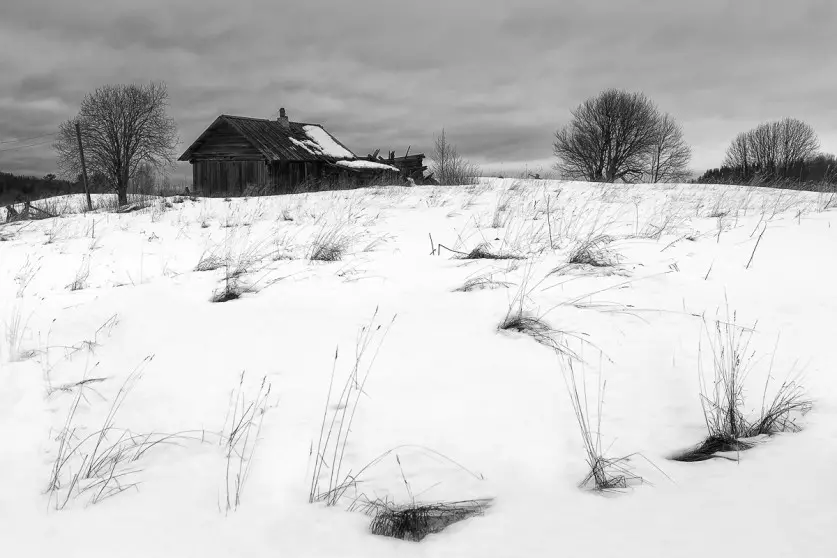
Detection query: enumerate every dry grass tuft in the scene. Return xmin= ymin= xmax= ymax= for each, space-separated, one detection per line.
xmin=195 ymin=254 xmax=226 ymax=272
xmin=220 ymin=372 xmax=273 ymax=513
xmin=672 ymin=313 xmax=812 ymax=462
xmin=460 ymin=243 xmax=523 ymax=261
xmin=3 ymin=305 xmax=32 ymax=363
xmin=567 ymin=235 xmax=618 ymax=268
xmin=498 ymin=311 xmax=583 ymax=361
xmin=14 ymin=255 xmax=42 ymax=297
xmin=211 ymin=281 xmax=246 ymax=303
xmin=454 ymin=274 xmax=513 ymax=292
xmin=308 ymin=222 xmax=356 ymax=262
xmin=359 ymin=498 xmax=492 ymax=542
xmin=66 ymin=256 xmax=91 ymax=291
xmin=670 ymin=436 xmax=754 ymax=463
xmin=562 ymin=359 xmax=648 ymax=491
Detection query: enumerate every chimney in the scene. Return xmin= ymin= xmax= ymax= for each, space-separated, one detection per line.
xmin=278 ymin=107 xmax=290 ymax=130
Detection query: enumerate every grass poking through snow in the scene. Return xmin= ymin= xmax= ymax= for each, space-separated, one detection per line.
xmin=567 ymin=235 xmax=618 ymax=268
xmin=308 ymin=221 xmax=356 ymax=262
xmin=561 ymin=358 xmax=647 ymax=492
xmin=454 ymin=274 xmax=513 ymax=292
xmin=220 ymin=372 xmax=273 ymax=513
xmin=459 ymin=243 xmax=524 ymax=261
xmin=47 ymin=356 xmax=204 ymax=509
xmin=672 ymin=313 xmax=812 ymax=462
xmin=308 ymin=308 xmax=397 ymax=506
xmin=359 ymin=498 xmax=492 ymax=542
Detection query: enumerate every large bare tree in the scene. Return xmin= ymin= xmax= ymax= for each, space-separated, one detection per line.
xmin=54 ymin=82 xmax=179 ymax=206
xmin=646 ymin=112 xmax=692 ymax=183
xmin=553 ymin=89 xmax=663 ymax=183
xmin=723 ymin=118 xmax=819 ymax=180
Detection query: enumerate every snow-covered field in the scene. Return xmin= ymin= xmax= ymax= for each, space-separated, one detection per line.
xmin=1 ymin=180 xmax=836 ymax=557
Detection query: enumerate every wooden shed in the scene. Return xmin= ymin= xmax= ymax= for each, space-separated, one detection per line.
xmin=178 ymin=109 xmax=398 ymax=195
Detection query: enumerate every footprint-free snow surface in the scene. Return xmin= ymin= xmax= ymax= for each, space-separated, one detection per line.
xmin=2 ymin=180 xmax=836 ymax=557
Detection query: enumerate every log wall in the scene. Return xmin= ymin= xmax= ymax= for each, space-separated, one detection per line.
xmin=193 ymin=160 xmax=270 ymax=196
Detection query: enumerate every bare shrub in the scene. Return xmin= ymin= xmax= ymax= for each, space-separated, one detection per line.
xmin=430 ymin=130 xmax=480 ymax=186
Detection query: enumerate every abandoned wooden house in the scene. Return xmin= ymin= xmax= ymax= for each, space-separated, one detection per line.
xmin=178 ymin=109 xmax=401 ymax=195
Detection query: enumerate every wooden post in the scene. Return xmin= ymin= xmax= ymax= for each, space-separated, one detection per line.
xmin=75 ymin=122 xmax=93 ymax=212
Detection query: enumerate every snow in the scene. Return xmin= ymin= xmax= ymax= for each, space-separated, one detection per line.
xmin=2 ymin=180 xmax=837 ymax=557
xmin=335 ymin=159 xmax=399 ymax=172
xmin=288 ymin=136 xmax=318 ymax=155
xmin=302 ymin=124 xmax=355 ymax=159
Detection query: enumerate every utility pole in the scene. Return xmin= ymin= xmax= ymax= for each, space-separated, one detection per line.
xmin=75 ymin=121 xmax=93 ymax=212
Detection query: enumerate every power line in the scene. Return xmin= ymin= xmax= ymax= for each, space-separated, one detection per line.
xmin=0 ymin=140 xmax=54 ymax=154
xmin=0 ymin=132 xmax=57 ymax=145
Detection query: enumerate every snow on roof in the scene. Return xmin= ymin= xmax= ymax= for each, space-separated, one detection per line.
xmin=334 ymin=160 xmax=399 ymax=172
xmin=288 ymin=136 xmax=320 ymax=155
xmin=303 ymin=125 xmax=355 ymax=160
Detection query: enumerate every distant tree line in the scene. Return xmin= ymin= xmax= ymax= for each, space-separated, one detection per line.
xmin=697 ymin=118 xmax=836 ymax=188
xmin=0 ymin=171 xmax=112 ymax=206
xmin=553 ymin=90 xmax=836 ymax=191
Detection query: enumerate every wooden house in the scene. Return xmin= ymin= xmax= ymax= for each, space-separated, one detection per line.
xmin=178 ymin=109 xmax=399 ymax=195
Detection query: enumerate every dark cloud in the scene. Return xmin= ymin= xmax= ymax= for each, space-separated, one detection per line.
xmin=1 ymin=0 xmax=836 ymax=179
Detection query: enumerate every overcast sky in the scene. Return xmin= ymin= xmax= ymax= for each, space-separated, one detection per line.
xmin=1 ymin=0 xmax=835 ymax=180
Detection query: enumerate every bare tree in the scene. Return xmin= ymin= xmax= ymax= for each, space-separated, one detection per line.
xmin=553 ymin=89 xmax=661 ymax=183
xmin=724 ymin=131 xmax=751 ymax=178
xmin=775 ymin=118 xmax=820 ymax=176
xmin=430 ymin=129 xmax=480 ymax=185
xmin=54 ymin=82 xmax=179 ymax=206
xmin=646 ymin=113 xmax=692 ymax=183
xmin=723 ymin=118 xmax=819 ymax=181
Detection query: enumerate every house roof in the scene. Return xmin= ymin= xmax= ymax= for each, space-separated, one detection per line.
xmin=178 ymin=115 xmax=358 ymax=163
